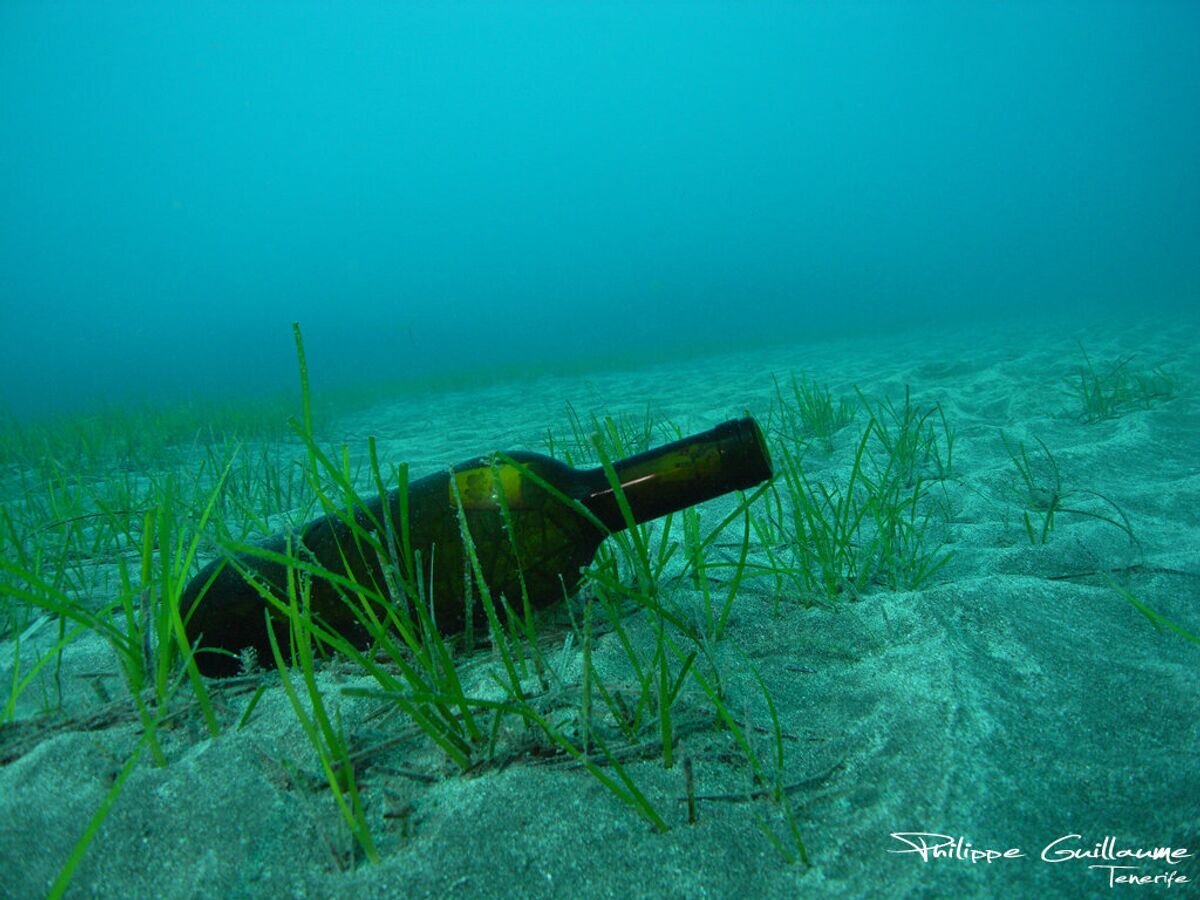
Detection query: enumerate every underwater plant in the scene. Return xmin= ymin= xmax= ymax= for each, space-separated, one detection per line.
xmin=1002 ymin=434 xmax=1138 ymax=547
xmin=1068 ymin=344 xmax=1176 ymax=424
xmin=753 ymin=383 xmax=954 ymax=605
xmin=771 ymin=373 xmax=856 ymax=453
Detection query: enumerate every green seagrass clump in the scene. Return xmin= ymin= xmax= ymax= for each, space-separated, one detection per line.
xmin=1069 ymin=345 xmax=1176 ymax=424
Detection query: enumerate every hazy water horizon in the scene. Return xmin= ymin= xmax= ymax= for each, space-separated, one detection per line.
xmin=3 ymin=1 xmax=1197 ymax=421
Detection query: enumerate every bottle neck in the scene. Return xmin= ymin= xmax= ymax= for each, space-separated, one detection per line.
xmin=579 ymin=417 xmax=774 ymax=533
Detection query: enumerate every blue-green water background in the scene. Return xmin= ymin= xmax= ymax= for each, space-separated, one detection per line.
xmin=2 ymin=1 xmax=1197 ymax=419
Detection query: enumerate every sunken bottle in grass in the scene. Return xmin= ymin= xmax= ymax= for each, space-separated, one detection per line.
xmin=181 ymin=416 xmax=773 ymax=676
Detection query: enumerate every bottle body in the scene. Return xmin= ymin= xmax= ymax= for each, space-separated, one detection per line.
xmin=182 ymin=417 xmax=772 ymax=676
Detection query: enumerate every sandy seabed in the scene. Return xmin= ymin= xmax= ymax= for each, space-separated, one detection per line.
xmin=2 ymin=312 xmax=1198 ymax=899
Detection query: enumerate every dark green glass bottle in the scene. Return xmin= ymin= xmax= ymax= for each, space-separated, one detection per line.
xmin=182 ymin=416 xmax=773 ymax=676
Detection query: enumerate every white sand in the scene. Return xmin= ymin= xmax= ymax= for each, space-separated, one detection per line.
xmin=2 ymin=312 xmax=1198 ymax=898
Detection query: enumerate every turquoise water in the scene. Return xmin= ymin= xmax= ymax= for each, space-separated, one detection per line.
xmin=1 ymin=2 xmax=1197 ymax=418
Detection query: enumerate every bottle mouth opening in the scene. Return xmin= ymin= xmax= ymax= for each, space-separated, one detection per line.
xmin=743 ymin=416 xmax=774 ymax=482
xmin=719 ymin=416 xmax=773 ymax=488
